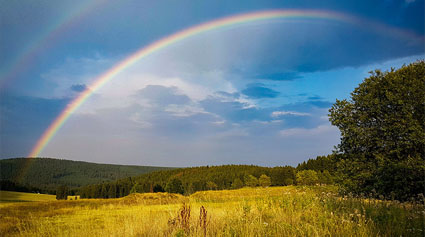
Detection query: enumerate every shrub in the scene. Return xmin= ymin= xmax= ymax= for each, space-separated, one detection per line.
xmin=258 ymin=174 xmax=271 ymax=187
xmin=296 ymin=170 xmax=319 ymax=185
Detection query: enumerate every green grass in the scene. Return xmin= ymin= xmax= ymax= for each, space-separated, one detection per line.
xmin=0 ymin=191 xmax=56 ymax=203
xmin=0 ymin=186 xmax=424 ymax=236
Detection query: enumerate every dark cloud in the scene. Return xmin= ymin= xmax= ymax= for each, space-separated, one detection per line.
xmin=241 ymin=85 xmax=279 ymax=99
xmin=70 ymin=84 xmax=87 ymax=92
xmin=136 ymin=85 xmax=191 ymax=106
xmin=307 ymin=95 xmax=324 ymax=100
xmin=0 ymin=94 xmax=70 ymax=157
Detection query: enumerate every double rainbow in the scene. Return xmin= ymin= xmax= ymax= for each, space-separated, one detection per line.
xmin=28 ymin=9 xmax=422 ymax=159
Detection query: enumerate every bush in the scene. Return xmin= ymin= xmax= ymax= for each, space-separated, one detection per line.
xmin=231 ymin=178 xmax=244 ymax=189
xmin=258 ymin=174 xmax=271 ymax=187
xmin=244 ymin=175 xmax=258 ymax=187
xmin=296 ymin=170 xmax=319 ymax=185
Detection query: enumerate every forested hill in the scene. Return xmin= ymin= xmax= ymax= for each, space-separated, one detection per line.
xmin=0 ymin=158 xmax=173 ymax=192
xmin=78 ymin=165 xmax=297 ymax=198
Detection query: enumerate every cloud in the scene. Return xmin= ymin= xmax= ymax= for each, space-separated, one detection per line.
xmin=271 ymin=111 xmax=311 ymax=117
xmin=214 ymin=91 xmax=240 ymax=100
xmin=307 ymin=95 xmax=323 ymax=100
xmin=136 ymin=85 xmax=191 ymax=106
xmin=255 ymin=72 xmax=302 ymax=81
xmin=70 ymin=84 xmax=87 ymax=92
xmin=241 ymin=84 xmax=279 ymax=99
xmin=279 ymin=125 xmax=340 ymax=138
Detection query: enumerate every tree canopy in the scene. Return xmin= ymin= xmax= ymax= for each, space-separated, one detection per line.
xmin=329 ymin=61 xmax=425 ymax=200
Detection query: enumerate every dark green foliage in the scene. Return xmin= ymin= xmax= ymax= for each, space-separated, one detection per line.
xmin=153 ymin=184 xmax=164 ymax=192
xmin=0 ymin=157 xmax=173 ymax=192
xmin=329 ymin=61 xmax=425 ymax=200
xmin=78 ymin=165 xmax=296 ymax=198
xmin=231 ymin=178 xmax=244 ymax=189
xmin=165 ymin=178 xmax=184 ymax=194
xmin=0 ymin=180 xmax=43 ymax=193
xmin=318 ymin=170 xmax=334 ymax=185
xmin=259 ymin=174 xmax=271 ymax=187
xmin=269 ymin=166 xmax=296 ymax=186
xmin=206 ymin=181 xmax=218 ymax=190
xmin=108 ymin=183 xmax=117 ymax=198
xmin=56 ymin=185 xmax=69 ymax=200
xmin=296 ymin=170 xmax=319 ymax=185
xmin=244 ymin=174 xmax=258 ymax=187
xmin=284 ymin=178 xmax=293 ymax=185
xmin=297 ymin=155 xmax=336 ymax=173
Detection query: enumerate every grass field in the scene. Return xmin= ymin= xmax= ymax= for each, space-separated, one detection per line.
xmin=0 ymin=191 xmax=56 ymax=203
xmin=0 ymin=186 xmax=424 ymax=236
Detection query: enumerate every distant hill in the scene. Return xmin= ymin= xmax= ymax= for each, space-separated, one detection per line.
xmin=78 ymin=164 xmax=296 ymax=198
xmin=0 ymin=158 xmax=173 ymax=192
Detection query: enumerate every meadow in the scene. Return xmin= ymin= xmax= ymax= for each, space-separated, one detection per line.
xmin=0 ymin=186 xmax=423 ymax=236
xmin=0 ymin=191 xmax=56 ymax=203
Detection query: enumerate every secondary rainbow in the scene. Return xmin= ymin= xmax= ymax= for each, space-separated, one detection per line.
xmin=28 ymin=9 xmax=422 ymax=159
xmin=0 ymin=0 xmax=107 ymax=89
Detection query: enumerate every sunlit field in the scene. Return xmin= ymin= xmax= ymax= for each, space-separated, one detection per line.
xmin=1 ymin=186 xmax=423 ymax=236
xmin=0 ymin=191 xmax=56 ymax=203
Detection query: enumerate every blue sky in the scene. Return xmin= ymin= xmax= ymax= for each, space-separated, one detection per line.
xmin=0 ymin=0 xmax=424 ymax=166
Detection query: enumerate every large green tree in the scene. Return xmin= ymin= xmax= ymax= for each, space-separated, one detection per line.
xmin=329 ymin=61 xmax=425 ymax=200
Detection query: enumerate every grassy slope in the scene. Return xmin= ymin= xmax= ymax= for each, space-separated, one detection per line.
xmin=0 ymin=158 xmax=173 ymax=190
xmin=0 ymin=191 xmax=56 ymax=203
xmin=1 ymin=186 xmax=423 ymax=236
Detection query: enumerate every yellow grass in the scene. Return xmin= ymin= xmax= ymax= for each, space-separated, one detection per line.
xmin=0 ymin=186 xmax=423 ymax=236
xmin=0 ymin=191 xmax=56 ymax=203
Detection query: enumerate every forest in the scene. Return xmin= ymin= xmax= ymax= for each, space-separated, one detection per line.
xmin=77 ymin=164 xmax=299 ymax=198
xmin=0 ymin=158 xmax=172 ymax=193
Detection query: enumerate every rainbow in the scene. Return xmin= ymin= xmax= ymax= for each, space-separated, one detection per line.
xmin=0 ymin=0 xmax=107 ymax=89
xmin=28 ymin=9 xmax=423 ymax=160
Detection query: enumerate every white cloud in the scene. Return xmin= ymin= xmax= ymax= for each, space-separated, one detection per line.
xmin=279 ymin=125 xmax=339 ymax=138
xmin=271 ymin=111 xmax=311 ymax=117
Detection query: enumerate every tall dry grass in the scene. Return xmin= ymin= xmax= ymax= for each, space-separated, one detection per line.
xmin=0 ymin=186 xmax=423 ymax=236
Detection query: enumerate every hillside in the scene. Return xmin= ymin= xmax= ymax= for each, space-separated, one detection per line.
xmin=0 ymin=158 xmax=173 ymax=192
xmin=78 ymin=165 xmax=296 ymax=198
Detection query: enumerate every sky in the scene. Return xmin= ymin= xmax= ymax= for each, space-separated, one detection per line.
xmin=0 ymin=0 xmax=424 ymax=167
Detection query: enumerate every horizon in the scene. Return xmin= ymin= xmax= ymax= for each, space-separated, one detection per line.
xmin=1 ymin=0 xmax=424 ymax=167
xmin=1 ymin=156 xmax=303 ymax=168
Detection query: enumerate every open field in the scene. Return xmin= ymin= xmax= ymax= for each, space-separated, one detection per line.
xmin=1 ymin=186 xmax=424 ymax=236
xmin=0 ymin=191 xmax=56 ymax=203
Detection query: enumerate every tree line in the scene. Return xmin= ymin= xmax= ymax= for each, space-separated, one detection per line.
xmin=77 ymin=165 xmax=297 ymax=198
